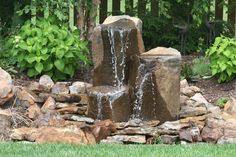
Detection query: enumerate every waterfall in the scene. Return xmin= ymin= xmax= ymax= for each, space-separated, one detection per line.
xmin=107 ymin=27 xmax=130 ymax=88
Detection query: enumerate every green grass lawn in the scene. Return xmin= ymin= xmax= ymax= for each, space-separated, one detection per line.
xmin=0 ymin=143 xmax=236 ymax=157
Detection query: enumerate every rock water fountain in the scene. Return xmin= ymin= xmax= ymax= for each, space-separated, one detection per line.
xmin=87 ymin=15 xmax=181 ymax=123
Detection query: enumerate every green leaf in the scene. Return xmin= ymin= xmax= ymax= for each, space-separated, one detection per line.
xmin=27 ymin=68 xmax=38 ymax=77
xmin=35 ymin=62 xmax=43 ymax=73
xmin=54 ymin=60 xmax=65 ymax=72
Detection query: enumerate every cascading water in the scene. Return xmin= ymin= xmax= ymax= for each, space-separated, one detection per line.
xmin=89 ymin=87 xmax=126 ymax=120
xmin=132 ymin=60 xmax=157 ymax=119
xmin=107 ymin=27 xmax=130 ymax=88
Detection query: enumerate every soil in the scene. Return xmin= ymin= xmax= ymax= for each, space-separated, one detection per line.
xmin=182 ymin=54 xmax=236 ymax=104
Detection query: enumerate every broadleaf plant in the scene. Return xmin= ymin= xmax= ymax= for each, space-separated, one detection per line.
xmin=206 ymin=36 xmax=236 ymax=83
xmin=11 ymin=18 xmax=89 ymax=81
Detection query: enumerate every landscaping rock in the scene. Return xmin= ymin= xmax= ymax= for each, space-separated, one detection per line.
xmin=100 ymin=138 xmax=124 ymax=144
xmin=92 ymin=120 xmax=116 ymax=142
xmin=60 ymin=114 xmax=95 ymax=124
xmin=201 ymin=126 xmax=223 ymax=143
xmin=224 ymin=97 xmax=236 ymax=114
xmin=41 ymin=97 xmax=56 ymax=113
xmin=180 ymin=79 xmax=189 ymax=89
xmin=179 ymin=106 xmax=207 ymax=118
xmin=0 ymin=110 xmax=11 ymax=136
xmin=69 ymin=81 xmax=92 ymax=94
xmin=157 ymin=121 xmax=181 ymax=135
xmin=159 ymin=135 xmax=178 ymax=144
xmin=114 ymin=126 xmax=157 ymax=136
xmin=51 ymin=82 xmax=70 ymax=95
xmin=14 ymin=87 xmax=39 ymax=108
xmin=11 ymin=126 xmax=96 ymax=144
xmin=179 ymin=126 xmax=202 ymax=143
xmin=39 ymin=75 xmax=54 ymax=91
xmin=180 ymin=115 xmax=206 ymax=129
xmin=57 ymin=105 xmax=87 ymax=115
xmin=180 ymin=87 xmax=195 ymax=97
xmin=190 ymin=93 xmax=208 ymax=105
xmin=39 ymin=93 xmax=81 ymax=103
xmin=217 ymin=137 xmax=236 ymax=144
xmin=0 ymin=68 xmax=13 ymax=106
xmin=27 ymin=82 xmax=47 ymax=93
xmin=26 ymin=104 xmax=42 ymax=120
xmin=107 ymin=135 xmax=146 ymax=144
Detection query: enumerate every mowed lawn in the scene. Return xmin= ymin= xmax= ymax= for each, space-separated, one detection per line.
xmin=0 ymin=143 xmax=236 ymax=157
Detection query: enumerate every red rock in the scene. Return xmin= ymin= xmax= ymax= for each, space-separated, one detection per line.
xmin=41 ymin=97 xmax=56 ymax=113
xmin=92 ymin=120 xmax=116 ymax=142
xmin=27 ymin=104 xmax=42 ymax=120
xmin=11 ymin=126 xmax=96 ymax=144
xmin=201 ymin=126 xmax=223 ymax=143
xmin=0 ymin=80 xmax=13 ymax=105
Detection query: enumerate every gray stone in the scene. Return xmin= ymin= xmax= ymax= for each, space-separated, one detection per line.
xmin=108 ymin=135 xmax=146 ymax=144
xmin=160 ymin=135 xmax=179 ymax=144
xmin=51 ymin=82 xmax=70 ymax=95
xmin=157 ymin=121 xmax=181 ymax=135
xmin=69 ymin=81 xmax=92 ymax=94
xmin=39 ymin=75 xmax=54 ymax=90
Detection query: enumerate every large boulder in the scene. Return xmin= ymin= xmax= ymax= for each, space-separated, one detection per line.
xmin=92 ymin=15 xmax=145 ymax=87
xmin=0 ymin=67 xmax=13 ymax=106
xmin=87 ymin=86 xmax=131 ymax=122
xmin=133 ymin=47 xmax=181 ymax=122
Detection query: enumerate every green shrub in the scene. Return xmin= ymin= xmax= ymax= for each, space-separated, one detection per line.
xmin=10 ymin=18 xmax=89 ymax=80
xmin=206 ymin=36 xmax=236 ymax=83
xmin=181 ymin=64 xmax=193 ymax=81
xmin=192 ymin=57 xmax=211 ymax=77
xmin=216 ymin=97 xmax=229 ymax=108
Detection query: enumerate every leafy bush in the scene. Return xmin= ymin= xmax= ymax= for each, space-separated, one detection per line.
xmin=206 ymin=36 xmax=236 ymax=83
xmin=181 ymin=64 xmax=193 ymax=81
xmin=192 ymin=57 xmax=211 ymax=77
xmin=216 ymin=97 xmax=229 ymax=108
xmin=10 ymin=18 xmax=89 ymax=80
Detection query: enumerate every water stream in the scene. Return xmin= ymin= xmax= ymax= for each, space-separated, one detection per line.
xmin=107 ymin=27 xmax=130 ymax=88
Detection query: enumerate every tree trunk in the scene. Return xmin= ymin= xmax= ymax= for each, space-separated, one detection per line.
xmin=112 ymin=0 xmax=121 ymax=15
xmin=125 ymin=0 xmax=134 ymax=16
xmin=87 ymin=0 xmax=100 ymax=41
xmin=138 ymin=0 xmax=147 ymax=17
xmin=77 ymin=0 xmax=86 ymax=40
xmin=215 ymin=0 xmax=223 ymax=20
xmin=228 ymin=0 xmax=236 ymax=36
xmin=151 ymin=0 xmax=159 ymax=17
xmin=99 ymin=0 xmax=107 ymax=24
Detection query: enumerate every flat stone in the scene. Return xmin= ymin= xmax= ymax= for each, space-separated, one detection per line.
xmin=157 ymin=121 xmax=181 ymax=135
xmin=114 ymin=126 xmax=157 ymax=136
xmin=51 ymin=82 xmax=70 ymax=95
xmin=180 ymin=106 xmax=207 ymax=118
xmin=108 ymin=135 xmax=146 ymax=144
xmin=180 ymin=95 xmax=189 ymax=106
xmin=160 ymin=135 xmax=179 ymax=144
xmin=0 ymin=68 xmax=13 ymax=105
xmin=189 ymin=86 xmax=201 ymax=93
xmin=217 ymin=137 xmax=236 ymax=144
xmin=69 ymin=82 xmax=92 ymax=94
xmin=39 ymin=93 xmax=81 ymax=103
xmin=100 ymin=138 xmax=124 ymax=144
xmin=180 ymin=115 xmax=207 ymax=129
xmin=11 ymin=126 xmax=96 ymax=144
xmin=60 ymin=114 xmax=95 ymax=124
xmin=57 ymin=105 xmax=87 ymax=115
xmin=0 ymin=67 xmax=12 ymax=84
